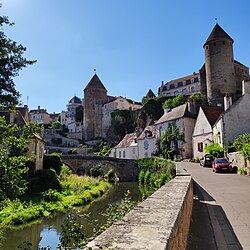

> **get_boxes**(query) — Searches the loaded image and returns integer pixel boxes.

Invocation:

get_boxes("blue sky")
[1,0,250,113]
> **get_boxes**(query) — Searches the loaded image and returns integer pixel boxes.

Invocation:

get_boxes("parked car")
[200,154,214,167]
[212,158,233,173]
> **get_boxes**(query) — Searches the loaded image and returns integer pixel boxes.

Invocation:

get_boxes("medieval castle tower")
[203,24,249,107]
[83,74,108,140]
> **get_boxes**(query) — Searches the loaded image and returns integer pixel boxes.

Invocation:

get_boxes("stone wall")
[86,174,193,249]
[228,151,250,169]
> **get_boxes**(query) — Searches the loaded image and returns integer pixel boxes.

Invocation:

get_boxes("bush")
[205,143,224,158]
[35,169,61,192]
[42,189,62,202]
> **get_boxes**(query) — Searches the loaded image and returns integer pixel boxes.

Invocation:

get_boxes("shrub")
[35,169,61,191]
[205,143,224,158]
[42,189,62,202]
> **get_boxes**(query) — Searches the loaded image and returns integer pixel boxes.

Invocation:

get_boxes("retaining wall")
[86,173,193,249]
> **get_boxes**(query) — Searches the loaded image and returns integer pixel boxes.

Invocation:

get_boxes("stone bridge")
[61,155,139,182]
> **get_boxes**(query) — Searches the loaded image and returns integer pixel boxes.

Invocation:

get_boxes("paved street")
[176,162,250,250]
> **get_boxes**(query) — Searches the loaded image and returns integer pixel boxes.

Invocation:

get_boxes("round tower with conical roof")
[83,73,108,140]
[204,24,236,106]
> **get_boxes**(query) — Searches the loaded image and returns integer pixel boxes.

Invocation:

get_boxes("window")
[194,77,199,83]
[174,91,179,96]
[119,151,121,158]
[170,84,175,89]
[144,140,149,150]
[191,86,195,93]
[182,88,187,95]
[144,152,148,158]
[186,79,191,85]
[198,142,203,152]
[132,147,136,154]
[123,151,126,158]
[167,93,171,96]
[177,82,183,87]
[159,127,162,137]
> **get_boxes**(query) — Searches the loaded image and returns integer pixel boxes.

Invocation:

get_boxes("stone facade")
[213,80,250,147]
[29,106,51,124]
[192,106,223,159]
[158,73,201,97]
[83,74,108,140]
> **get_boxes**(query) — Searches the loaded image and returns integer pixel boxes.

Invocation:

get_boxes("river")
[0,182,144,250]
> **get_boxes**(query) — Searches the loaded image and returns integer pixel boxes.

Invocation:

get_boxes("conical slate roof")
[84,74,107,91]
[204,24,234,47]
[69,95,81,104]
[146,89,156,98]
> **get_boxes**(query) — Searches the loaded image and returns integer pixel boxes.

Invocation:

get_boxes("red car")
[212,158,233,173]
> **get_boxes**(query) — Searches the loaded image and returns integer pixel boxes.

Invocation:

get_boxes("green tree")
[160,125,185,159]
[205,143,224,157]
[75,105,83,122]
[162,94,185,109]
[233,133,250,151]
[0,8,36,109]
[241,143,250,160]
[0,117,40,200]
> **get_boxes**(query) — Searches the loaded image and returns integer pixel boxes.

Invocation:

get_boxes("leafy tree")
[205,143,224,158]
[162,94,185,109]
[0,117,40,200]
[49,120,61,129]
[160,125,185,159]
[96,141,112,156]
[241,143,250,160]
[189,93,206,104]
[75,105,83,122]
[233,133,250,151]
[0,8,36,109]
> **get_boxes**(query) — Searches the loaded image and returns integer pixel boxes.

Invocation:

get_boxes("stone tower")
[83,74,107,140]
[204,24,236,106]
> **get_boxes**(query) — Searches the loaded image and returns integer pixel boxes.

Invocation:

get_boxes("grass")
[0,174,111,228]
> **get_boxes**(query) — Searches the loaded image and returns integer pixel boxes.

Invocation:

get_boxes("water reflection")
[0,182,143,250]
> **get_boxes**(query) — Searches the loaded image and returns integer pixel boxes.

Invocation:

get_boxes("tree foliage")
[233,133,250,151]
[205,143,224,158]
[0,8,36,109]
[159,125,185,160]
[0,117,41,201]
[162,94,185,109]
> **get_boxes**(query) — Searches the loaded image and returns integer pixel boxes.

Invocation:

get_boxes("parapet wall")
[86,174,193,249]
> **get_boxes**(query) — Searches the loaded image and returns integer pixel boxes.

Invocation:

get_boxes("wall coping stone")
[86,169,193,250]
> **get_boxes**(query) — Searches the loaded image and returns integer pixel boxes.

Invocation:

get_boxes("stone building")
[29,106,51,124]
[158,73,201,97]
[83,74,109,140]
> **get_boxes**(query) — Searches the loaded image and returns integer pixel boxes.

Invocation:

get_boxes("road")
[176,162,250,250]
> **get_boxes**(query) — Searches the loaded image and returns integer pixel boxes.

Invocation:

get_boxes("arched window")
[182,88,187,95]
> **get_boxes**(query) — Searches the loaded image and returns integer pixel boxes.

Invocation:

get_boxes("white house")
[213,79,250,148]
[137,125,158,158]
[154,103,197,159]
[192,106,223,159]
[109,133,138,159]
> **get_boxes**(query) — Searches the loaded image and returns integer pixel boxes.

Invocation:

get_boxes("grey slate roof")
[204,24,233,47]
[69,95,82,104]
[154,103,196,125]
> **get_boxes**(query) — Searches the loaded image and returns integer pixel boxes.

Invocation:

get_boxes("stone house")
[110,133,138,159]
[213,80,250,148]
[154,103,197,159]
[102,96,142,138]
[192,106,223,159]
[0,106,45,171]
[29,106,51,124]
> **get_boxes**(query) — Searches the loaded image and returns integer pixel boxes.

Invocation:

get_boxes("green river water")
[0,182,143,250]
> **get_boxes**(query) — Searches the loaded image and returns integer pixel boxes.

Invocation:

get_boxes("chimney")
[224,93,232,111]
[161,81,164,86]
[187,99,196,114]
[38,105,40,111]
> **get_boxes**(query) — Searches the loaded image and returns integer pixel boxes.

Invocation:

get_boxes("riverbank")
[0,174,111,229]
